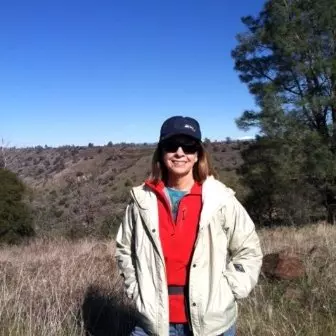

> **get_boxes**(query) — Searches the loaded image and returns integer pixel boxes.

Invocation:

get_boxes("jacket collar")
[144,179,202,196]
[131,176,235,228]
[198,176,235,228]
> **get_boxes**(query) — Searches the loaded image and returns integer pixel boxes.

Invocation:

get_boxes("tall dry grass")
[0,223,335,335]
[239,223,336,336]
[0,238,138,336]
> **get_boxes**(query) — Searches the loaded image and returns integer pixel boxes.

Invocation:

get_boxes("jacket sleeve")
[115,201,139,300]
[222,196,263,299]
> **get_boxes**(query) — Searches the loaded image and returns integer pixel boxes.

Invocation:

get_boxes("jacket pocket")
[204,272,235,319]
[223,261,251,299]
[220,271,235,304]
[202,272,237,334]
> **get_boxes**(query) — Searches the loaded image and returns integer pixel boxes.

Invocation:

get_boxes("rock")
[261,251,306,280]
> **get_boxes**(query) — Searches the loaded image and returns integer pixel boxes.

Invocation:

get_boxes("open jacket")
[115,176,263,336]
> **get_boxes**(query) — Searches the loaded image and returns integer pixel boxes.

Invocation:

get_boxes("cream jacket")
[115,176,263,336]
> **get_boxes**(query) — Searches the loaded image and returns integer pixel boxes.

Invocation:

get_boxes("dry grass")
[0,238,137,336]
[239,223,336,336]
[0,223,335,336]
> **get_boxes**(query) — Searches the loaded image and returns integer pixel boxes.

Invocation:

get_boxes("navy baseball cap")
[159,116,202,142]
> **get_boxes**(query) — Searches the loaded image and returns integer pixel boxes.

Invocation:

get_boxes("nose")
[175,146,185,156]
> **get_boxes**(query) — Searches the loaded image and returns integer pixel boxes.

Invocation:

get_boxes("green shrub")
[0,169,34,244]
[124,179,133,187]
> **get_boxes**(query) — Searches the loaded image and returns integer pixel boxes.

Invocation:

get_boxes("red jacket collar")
[145,179,202,195]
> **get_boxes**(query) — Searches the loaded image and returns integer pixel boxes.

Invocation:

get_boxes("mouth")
[171,160,187,165]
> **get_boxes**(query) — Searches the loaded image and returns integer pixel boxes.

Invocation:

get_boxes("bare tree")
[0,138,10,169]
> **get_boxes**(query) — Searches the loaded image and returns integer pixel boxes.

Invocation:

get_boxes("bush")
[0,169,34,244]
[124,179,133,187]
[238,133,336,226]
[98,214,122,238]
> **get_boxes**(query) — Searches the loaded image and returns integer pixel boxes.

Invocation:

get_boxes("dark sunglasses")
[160,138,200,154]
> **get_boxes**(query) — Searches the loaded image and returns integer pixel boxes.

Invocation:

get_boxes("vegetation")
[1,1,336,334]
[0,169,34,244]
[232,0,336,226]
[1,141,246,240]
[0,224,334,335]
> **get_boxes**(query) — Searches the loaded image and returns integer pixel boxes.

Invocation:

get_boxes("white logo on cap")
[184,124,195,132]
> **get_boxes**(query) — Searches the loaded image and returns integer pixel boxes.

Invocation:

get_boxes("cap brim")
[160,130,201,142]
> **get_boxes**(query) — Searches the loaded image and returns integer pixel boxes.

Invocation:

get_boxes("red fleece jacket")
[145,180,203,323]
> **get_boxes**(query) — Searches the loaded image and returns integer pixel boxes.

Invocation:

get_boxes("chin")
[168,167,192,176]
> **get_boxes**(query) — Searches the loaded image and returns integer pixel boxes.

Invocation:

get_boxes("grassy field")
[0,223,335,336]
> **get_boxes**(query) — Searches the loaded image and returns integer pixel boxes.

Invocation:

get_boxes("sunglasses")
[160,138,200,154]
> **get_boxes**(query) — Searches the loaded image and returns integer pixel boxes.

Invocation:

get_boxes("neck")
[166,173,195,191]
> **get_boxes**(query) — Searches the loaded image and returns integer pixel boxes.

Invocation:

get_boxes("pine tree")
[232,0,336,225]
[233,0,336,147]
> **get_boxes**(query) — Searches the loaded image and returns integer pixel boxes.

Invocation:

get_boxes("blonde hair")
[150,142,217,184]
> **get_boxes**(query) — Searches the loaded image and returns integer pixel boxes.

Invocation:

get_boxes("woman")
[115,116,263,336]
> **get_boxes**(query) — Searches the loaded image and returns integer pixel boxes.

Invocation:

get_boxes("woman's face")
[161,135,199,178]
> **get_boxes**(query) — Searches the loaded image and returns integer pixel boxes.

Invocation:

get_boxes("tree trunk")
[327,204,336,225]
[326,185,336,224]
[332,106,336,152]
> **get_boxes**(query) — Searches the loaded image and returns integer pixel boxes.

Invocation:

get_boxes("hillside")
[2,140,251,238]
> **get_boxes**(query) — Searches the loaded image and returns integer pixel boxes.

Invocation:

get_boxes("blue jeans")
[131,323,236,336]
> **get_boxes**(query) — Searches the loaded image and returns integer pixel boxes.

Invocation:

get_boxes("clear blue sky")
[0,0,264,147]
